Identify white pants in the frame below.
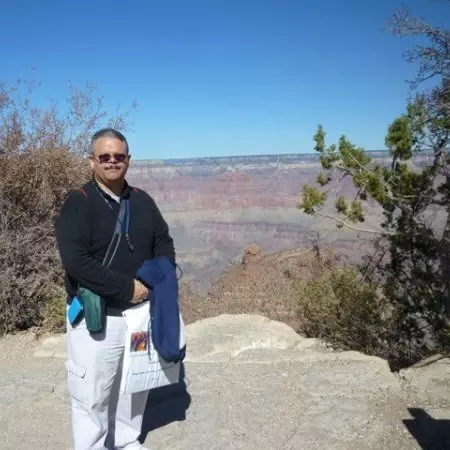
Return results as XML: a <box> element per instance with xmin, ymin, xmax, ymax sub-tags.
<box><xmin>67</xmin><ymin>313</ymin><xmax>149</xmax><ymax>450</ymax></box>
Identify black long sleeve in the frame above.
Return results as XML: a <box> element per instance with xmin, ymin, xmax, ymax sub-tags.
<box><xmin>149</xmin><ymin>197</ymin><xmax>176</xmax><ymax>262</ymax></box>
<box><xmin>55</xmin><ymin>191</ymin><xmax>134</xmax><ymax>303</ymax></box>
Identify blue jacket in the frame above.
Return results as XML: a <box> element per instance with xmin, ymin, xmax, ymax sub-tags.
<box><xmin>136</xmin><ymin>257</ymin><xmax>186</xmax><ymax>363</ymax></box>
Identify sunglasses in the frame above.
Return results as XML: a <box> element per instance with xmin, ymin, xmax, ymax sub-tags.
<box><xmin>94</xmin><ymin>153</ymin><xmax>129</xmax><ymax>164</ymax></box>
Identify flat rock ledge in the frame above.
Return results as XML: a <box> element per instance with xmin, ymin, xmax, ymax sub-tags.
<box><xmin>0</xmin><ymin>314</ymin><xmax>446</xmax><ymax>449</ymax></box>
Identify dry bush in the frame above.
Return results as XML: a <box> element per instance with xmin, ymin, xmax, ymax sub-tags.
<box><xmin>0</xmin><ymin>79</ymin><xmax>135</xmax><ymax>334</ymax></box>
<box><xmin>0</xmin><ymin>149</ymin><xmax>90</xmax><ymax>333</ymax></box>
<box><xmin>41</xmin><ymin>283</ymin><xmax>68</xmax><ymax>333</ymax></box>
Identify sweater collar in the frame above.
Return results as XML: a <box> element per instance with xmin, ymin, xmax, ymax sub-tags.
<box><xmin>90</xmin><ymin>178</ymin><xmax>132</xmax><ymax>201</ymax></box>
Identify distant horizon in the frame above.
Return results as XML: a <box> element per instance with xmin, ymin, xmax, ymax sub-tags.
<box><xmin>129</xmin><ymin>147</ymin><xmax>445</xmax><ymax>165</ymax></box>
<box><xmin>126</xmin><ymin>145</ymin><xmax>390</xmax><ymax>161</ymax></box>
<box><xmin>130</xmin><ymin>148</ymin><xmax>392</xmax><ymax>164</ymax></box>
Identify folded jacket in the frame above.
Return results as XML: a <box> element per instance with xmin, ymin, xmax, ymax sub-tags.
<box><xmin>136</xmin><ymin>256</ymin><xmax>185</xmax><ymax>363</ymax></box>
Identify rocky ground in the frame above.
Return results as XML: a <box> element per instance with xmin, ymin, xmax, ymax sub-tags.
<box><xmin>1</xmin><ymin>314</ymin><xmax>449</xmax><ymax>449</ymax></box>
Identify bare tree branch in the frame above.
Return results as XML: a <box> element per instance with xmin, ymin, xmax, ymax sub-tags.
<box><xmin>316</xmin><ymin>212</ymin><xmax>395</xmax><ymax>235</ymax></box>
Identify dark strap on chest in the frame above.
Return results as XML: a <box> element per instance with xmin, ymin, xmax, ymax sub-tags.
<box><xmin>102</xmin><ymin>199</ymin><xmax>127</xmax><ymax>268</ymax></box>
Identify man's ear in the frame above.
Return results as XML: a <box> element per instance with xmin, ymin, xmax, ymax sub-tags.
<box><xmin>89</xmin><ymin>156</ymin><xmax>95</xmax><ymax>171</ymax></box>
<box><xmin>127</xmin><ymin>154</ymin><xmax>132</xmax><ymax>165</ymax></box>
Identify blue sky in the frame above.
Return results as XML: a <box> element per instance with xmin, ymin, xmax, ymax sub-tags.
<box><xmin>1</xmin><ymin>0</ymin><xmax>448</xmax><ymax>159</ymax></box>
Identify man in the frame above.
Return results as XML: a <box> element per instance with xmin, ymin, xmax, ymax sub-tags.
<box><xmin>55</xmin><ymin>128</ymin><xmax>176</xmax><ymax>450</ymax></box>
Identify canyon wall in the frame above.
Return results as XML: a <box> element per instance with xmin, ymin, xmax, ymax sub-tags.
<box><xmin>126</xmin><ymin>152</ymin><xmax>434</xmax><ymax>293</ymax></box>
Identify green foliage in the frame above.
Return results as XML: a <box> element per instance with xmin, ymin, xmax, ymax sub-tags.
<box><xmin>385</xmin><ymin>116</ymin><xmax>413</xmax><ymax>160</ymax></box>
<box><xmin>339</xmin><ymin>135</ymin><xmax>371</xmax><ymax>169</ymax></box>
<box><xmin>335</xmin><ymin>196</ymin><xmax>347</xmax><ymax>214</ymax></box>
<box><xmin>301</xmin><ymin>124</ymin><xmax>387</xmax><ymax>223</ymax></box>
<box><xmin>297</xmin><ymin>185</ymin><xmax>327</xmax><ymax>214</ymax></box>
<box><xmin>316</xmin><ymin>172</ymin><xmax>330</xmax><ymax>186</ymax></box>
<box><xmin>313</xmin><ymin>124</ymin><xmax>325</xmax><ymax>152</ymax></box>
<box><xmin>348</xmin><ymin>200</ymin><xmax>364</xmax><ymax>223</ymax></box>
<box><xmin>313</xmin><ymin>126</ymin><xmax>340</xmax><ymax>170</ymax></box>
<box><xmin>296</xmin><ymin>267</ymin><xmax>387</xmax><ymax>355</ymax></box>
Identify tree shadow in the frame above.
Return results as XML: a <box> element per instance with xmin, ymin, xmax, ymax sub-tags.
<box><xmin>139</xmin><ymin>362</ymin><xmax>191</xmax><ymax>443</ymax></box>
<box><xmin>403</xmin><ymin>408</ymin><xmax>450</xmax><ymax>449</ymax></box>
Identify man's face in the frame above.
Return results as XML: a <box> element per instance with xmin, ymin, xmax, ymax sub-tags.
<box><xmin>89</xmin><ymin>137</ymin><xmax>130</xmax><ymax>184</ymax></box>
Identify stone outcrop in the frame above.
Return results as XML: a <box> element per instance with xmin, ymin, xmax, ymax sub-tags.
<box><xmin>242</xmin><ymin>243</ymin><xmax>263</xmax><ymax>266</ymax></box>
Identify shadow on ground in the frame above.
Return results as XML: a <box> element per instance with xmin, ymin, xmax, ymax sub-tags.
<box><xmin>139</xmin><ymin>363</ymin><xmax>191</xmax><ymax>443</ymax></box>
<box><xmin>403</xmin><ymin>408</ymin><xmax>450</xmax><ymax>449</ymax></box>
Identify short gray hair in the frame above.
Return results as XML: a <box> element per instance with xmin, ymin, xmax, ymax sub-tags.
<box><xmin>89</xmin><ymin>128</ymin><xmax>129</xmax><ymax>155</ymax></box>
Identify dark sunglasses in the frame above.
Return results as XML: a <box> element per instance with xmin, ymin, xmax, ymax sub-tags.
<box><xmin>94</xmin><ymin>153</ymin><xmax>129</xmax><ymax>164</ymax></box>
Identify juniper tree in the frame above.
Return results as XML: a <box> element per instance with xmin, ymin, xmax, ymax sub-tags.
<box><xmin>298</xmin><ymin>3</ymin><xmax>450</xmax><ymax>365</ymax></box>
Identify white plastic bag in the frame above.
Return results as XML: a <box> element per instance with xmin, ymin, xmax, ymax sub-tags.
<box><xmin>119</xmin><ymin>302</ymin><xmax>186</xmax><ymax>395</ymax></box>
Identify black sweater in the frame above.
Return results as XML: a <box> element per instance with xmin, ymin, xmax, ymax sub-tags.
<box><xmin>55</xmin><ymin>180</ymin><xmax>175</xmax><ymax>315</ymax></box>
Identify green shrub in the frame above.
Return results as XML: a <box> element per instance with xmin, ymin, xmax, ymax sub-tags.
<box><xmin>296</xmin><ymin>267</ymin><xmax>388</xmax><ymax>355</ymax></box>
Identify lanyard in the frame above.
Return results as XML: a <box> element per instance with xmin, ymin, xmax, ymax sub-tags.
<box><xmin>121</xmin><ymin>199</ymin><xmax>134</xmax><ymax>252</ymax></box>
<box><xmin>93</xmin><ymin>183</ymin><xmax>135</xmax><ymax>254</ymax></box>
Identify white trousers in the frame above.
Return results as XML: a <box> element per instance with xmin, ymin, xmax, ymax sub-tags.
<box><xmin>66</xmin><ymin>313</ymin><xmax>149</xmax><ymax>450</ymax></box>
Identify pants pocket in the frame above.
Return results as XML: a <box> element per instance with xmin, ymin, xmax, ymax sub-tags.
<box><xmin>67</xmin><ymin>359</ymin><xmax>87</xmax><ymax>403</ymax></box>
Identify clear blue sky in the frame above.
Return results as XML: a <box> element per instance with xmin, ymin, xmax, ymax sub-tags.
<box><xmin>1</xmin><ymin>0</ymin><xmax>448</xmax><ymax>159</ymax></box>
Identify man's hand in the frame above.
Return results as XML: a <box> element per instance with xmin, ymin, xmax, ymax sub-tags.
<box><xmin>131</xmin><ymin>279</ymin><xmax>149</xmax><ymax>304</ymax></box>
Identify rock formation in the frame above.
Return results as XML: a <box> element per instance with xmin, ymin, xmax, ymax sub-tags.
<box><xmin>242</xmin><ymin>243</ymin><xmax>263</xmax><ymax>266</ymax></box>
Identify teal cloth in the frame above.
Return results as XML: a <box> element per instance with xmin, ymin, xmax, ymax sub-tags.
<box><xmin>77</xmin><ymin>286</ymin><xmax>105</xmax><ymax>334</ymax></box>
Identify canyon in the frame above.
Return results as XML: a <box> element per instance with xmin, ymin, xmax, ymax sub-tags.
<box><xmin>126</xmin><ymin>152</ymin><xmax>435</xmax><ymax>294</ymax></box>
